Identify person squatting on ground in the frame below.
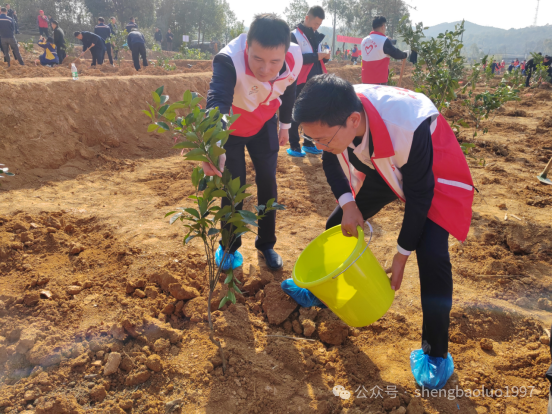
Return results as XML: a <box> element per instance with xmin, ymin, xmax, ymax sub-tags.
<box><xmin>0</xmin><ymin>6</ymin><xmax>23</xmax><ymax>66</ymax></box>
<box><xmin>361</xmin><ymin>16</ymin><xmax>409</xmax><ymax>85</ymax></box>
<box><xmin>204</xmin><ymin>13</ymin><xmax>303</xmax><ymax>271</ymax></box>
<box><xmin>287</xmin><ymin>5</ymin><xmax>330</xmax><ymax>158</ymax></box>
<box><xmin>74</xmin><ymin>30</ymin><xmax>105</xmax><ymax>67</ymax></box>
<box><xmin>94</xmin><ymin>17</ymin><xmax>113</xmax><ymax>65</ymax></box>
<box><xmin>35</xmin><ymin>36</ymin><xmax>58</xmax><ymax>66</ymax></box>
<box><xmin>127</xmin><ymin>28</ymin><xmax>147</xmax><ymax>71</ymax></box>
<box><xmin>51</xmin><ymin>20</ymin><xmax>65</xmax><ymax>64</ymax></box>
<box><xmin>166</xmin><ymin>28</ymin><xmax>173</xmax><ymax>51</ymax></box>
<box><xmin>37</xmin><ymin>10</ymin><xmax>50</xmax><ymax>37</ymax></box>
<box><xmin>291</xmin><ymin>74</ymin><xmax>474</xmax><ymax>389</ymax></box>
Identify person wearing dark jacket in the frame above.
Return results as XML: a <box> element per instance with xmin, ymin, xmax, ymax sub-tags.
<box><xmin>154</xmin><ymin>28</ymin><xmax>162</xmax><ymax>47</ymax></box>
<box><xmin>166</xmin><ymin>28</ymin><xmax>174</xmax><ymax>51</ymax></box>
<box><xmin>288</xmin><ymin>5</ymin><xmax>329</xmax><ymax>157</ymax></box>
<box><xmin>0</xmin><ymin>7</ymin><xmax>23</xmax><ymax>66</ymax></box>
<box><xmin>75</xmin><ymin>30</ymin><xmax>105</xmax><ymax>66</ymax></box>
<box><xmin>361</xmin><ymin>16</ymin><xmax>409</xmax><ymax>84</ymax></box>
<box><xmin>205</xmin><ymin>14</ymin><xmax>303</xmax><ymax>271</ymax></box>
<box><xmin>293</xmin><ymin>74</ymin><xmax>474</xmax><ymax>390</ymax></box>
<box><xmin>94</xmin><ymin>17</ymin><xmax>113</xmax><ymax>65</ymax></box>
<box><xmin>127</xmin><ymin>28</ymin><xmax>147</xmax><ymax>70</ymax></box>
<box><xmin>50</xmin><ymin>20</ymin><xmax>65</xmax><ymax>63</ymax></box>
<box><xmin>125</xmin><ymin>18</ymin><xmax>137</xmax><ymax>33</ymax></box>
<box><xmin>6</xmin><ymin>4</ymin><xmax>18</xmax><ymax>34</ymax></box>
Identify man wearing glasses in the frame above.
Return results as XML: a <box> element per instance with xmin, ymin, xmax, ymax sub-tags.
<box><xmin>292</xmin><ymin>74</ymin><xmax>473</xmax><ymax>390</ymax></box>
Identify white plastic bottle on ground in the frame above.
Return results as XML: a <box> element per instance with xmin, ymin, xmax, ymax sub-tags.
<box><xmin>71</xmin><ymin>63</ymin><xmax>78</xmax><ymax>80</ymax></box>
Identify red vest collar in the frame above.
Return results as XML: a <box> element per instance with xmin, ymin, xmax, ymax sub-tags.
<box><xmin>357</xmin><ymin>93</ymin><xmax>395</xmax><ymax>159</ymax></box>
<box><xmin>370</xmin><ymin>31</ymin><xmax>386</xmax><ymax>37</ymax></box>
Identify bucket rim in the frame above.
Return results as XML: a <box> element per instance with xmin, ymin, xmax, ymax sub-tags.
<box><xmin>292</xmin><ymin>225</ymin><xmax>367</xmax><ymax>288</ymax></box>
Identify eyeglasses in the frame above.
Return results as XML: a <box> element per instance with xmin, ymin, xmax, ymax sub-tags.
<box><xmin>306</xmin><ymin>125</ymin><xmax>342</xmax><ymax>148</ymax></box>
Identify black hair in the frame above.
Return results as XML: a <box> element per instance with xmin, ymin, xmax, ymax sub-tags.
<box><xmin>0</xmin><ymin>7</ymin><xmax>6</xmax><ymax>12</ymax></box>
<box><xmin>372</xmin><ymin>15</ymin><xmax>387</xmax><ymax>30</ymax></box>
<box><xmin>307</xmin><ymin>5</ymin><xmax>325</xmax><ymax>19</ymax></box>
<box><xmin>130</xmin><ymin>17</ymin><xmax>135</xmax><ymax>21</ymax></box>
<box><xmin>46</xmin><ymin>36</ymin><xmax>54</xmax><ymax>43</ymax></box>
<box><xmin>50</xmin><ymin>19</ymin><xmax>58</xmax><ymax>26</ymax></box>
<box><xmin>74</xmin><ymin>31</ymin><xmax>81</xmax><ymax>37</ymax></box>
<box><xmin>110</xmin><ymin>16</ymin><xmax>115</xmax><ymax>20</ymax></box>
<box><xmin>98</xmin><ymin>17</ymin><xmax>104</xmax><ymax>23</ymax></box>
<box><xmin>247</xmin><ymin>13</ymin><xmax>290</xmax><ymax>52</ymax></box>
<box><xmin>293</xmin><ymin>74</ymin><xmax>362</xmax><ymax>127</ymax></box>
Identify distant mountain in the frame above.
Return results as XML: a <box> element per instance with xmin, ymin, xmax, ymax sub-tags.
<box><xmin>423</xmin><ymin>21</ymin><xmax>552</xmax><ymax>58</ymax></box>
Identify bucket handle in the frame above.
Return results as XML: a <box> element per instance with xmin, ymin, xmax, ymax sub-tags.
<box><xmin>332</xmin><ymin>220</ymin><xmax>373</xmax><ymax>280</ymax></box>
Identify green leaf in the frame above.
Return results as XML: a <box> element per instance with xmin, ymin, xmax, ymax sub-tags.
<box><xmin>198</xmin><ymin>177</ymin><xmax>207</xmax><ymax>192</ymax></box>
<box><xmin>184</xmin><ymin>154</ymin><xmax>210</xmax><ymax>163</ymax></box>
<box><xmin>158</xmin><ymin>104</ymin><xmax>169</xmax><ymax>116</ymax></box>
<box><xmin>183</xmin><ymin>90</ymin><xmax>192</xmax><ymax>104</ymax></box>
<box><xmin>210</xmin><ymin>144</ymin><xmax>226</xmax><ymax>159</ymax></box>
<box><xmin>185</xmin><ymin>234</ymin><xmax>196</xmax><ymax>244</ymax></box>
<box><xmin>227</xmin><ymin>289</ymin><xmax>236</xmax><ymax>304</ymax></box>
<box><xmin>229</xmin><ymin>177</ymin><xmax>241</xmax><ymax>196</ymax></box>
<box><xmin>155</xmin><ymin>86</ymin><xmax>165</xmax><ymax>97</ymax></box>
<box><xmin>152</xmin><ymin>91</ymin><xmax>161</xmax><ymax>104</ymax></box>
<box><xmin>147</xmin><ymin>124</ymin><xmax>159</xmax><ymax>133</ymax></box>
<box><xmin>164</xmin><ymin>211</ymin><xmax>176</xmax><ymax>218</ymax></box>
<box><xmin>234</xmin><ymin>193</ymin><xmax>251</xmax><ymax>204</ymax></box>
<box><xmin>169</xmin><ymin>213</ymin><xmax>182</xmax><ymax>224</ymax></box>
<box><xmin>142</xmin><ymin>110</ymin><xmax>152</xmax><ymax>119</ymax></box>
<box><xmin>157</xmin><ymin>121</ymin><xmax>170</xmax><ymax>131</ymax></box>
<box><xmin>218</xmin><ymin>295</ymin><xmax>229</xmax><ymax>309</ymax></box>
<box><xmin>191</xmin><ymin>96</ymin><xmax>202</xmax><ymax>107</ymax></box>
<box><xmin>214</xmin><ymin>205</ymin><xmax>232</xmax><ymax>220</ymax></box>
<box><xmin>207</xmin><ymin>228</ymin><xmax>220</xmax><ymax>236</ymax></box>
<box><xmin>173</xmin><ymin>141</ymin><xmax>197</xmax><ymax>149</ymax></box>
<box><xmin>203</xmin><ymin>127</ymin><xmax>216</xmax><ymax>143</ymax></box>
<box><xmin>233</xmin><ymin>226</ymin><xmax>250</xmax><ymax>234</ymax></box>
<box><xmin>186</xmin><ymin>132</ymin><xmax>199</xmax><ymax>142</ymax></box>
<box><xmin>185</xmin><ymin>208</ymin><xmax>200</xmax><ymax>218</ymax></box>
<box><xmin>224</xmin><ymin>271</ymin><xmax>233</xmax><ymax>284</ymax></box>
<box><xmin>160</xmin><ymin>95</ymin><xmax>169</xmax><ymax>105</ymax></box>
<box><xmin>211</xmin><ymin>190</ymin><xmax>227</xmax><ymax>197</ymax></box>
<box><xmin>238</xmin><ymin>210</ymin><xmax>259</xmax><ymax>227</ymax></box>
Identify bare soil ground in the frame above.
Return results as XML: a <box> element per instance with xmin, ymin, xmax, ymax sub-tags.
<box><xmin>0</xmin><ymin>61</ymin><xmax>552</xmax><ymax>414</ymax></box>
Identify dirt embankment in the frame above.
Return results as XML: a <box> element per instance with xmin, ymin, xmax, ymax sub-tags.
<box><xmin>0</xmin><ymin>73</ymin><xmax>211</xmax><ymax>188</ymax></box>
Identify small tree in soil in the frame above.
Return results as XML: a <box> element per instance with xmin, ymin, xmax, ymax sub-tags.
<box><xmin>144</xmin><ymin>87</ymin><xmax>284</xmax><ymax>372</ymax></box>
<box><xmin>528</xmin><ymin>53</ymin><xmax>552</xmax><ymax>89</ymax></box>
<box><xmin>398</xmin><ymin>17</ymin><xmax>466</xmax><ymax>112</ymax></box>
<box><xmin>108</xmin><ymin>29</ymin><xmax>129</xmax><ymax>67</ymax></box>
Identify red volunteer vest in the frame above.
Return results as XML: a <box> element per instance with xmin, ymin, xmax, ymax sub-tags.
<box><xmin>338</xmin><ymin>85</ymin><xmax>474</xmax><ymax>242</ymax></box>
<box><xmin>361</xmin><ymin>32</ymin><xmax>390</xmax><ymax>84</ymax></box>
<box><xmin>218</xmin><ymin>34</ymin><xmax>303</xmax><ymax>137</ymax></box>
<box><xmin>292</xmin><ymin>27</ymin><xmax>327</xmax><ymax>85</ymax></box>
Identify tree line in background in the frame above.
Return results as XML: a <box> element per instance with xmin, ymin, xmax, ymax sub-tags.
<box><xmin>9</xmin><ymin>0</ymin><xmax>245</xmax><ymax>49</ymax></box>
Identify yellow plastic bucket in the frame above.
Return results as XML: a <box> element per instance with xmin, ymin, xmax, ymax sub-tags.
<box><xmin>292</xmin><ymin>223</ymin><xmax>394</xmax><ymax>327</ymax></box>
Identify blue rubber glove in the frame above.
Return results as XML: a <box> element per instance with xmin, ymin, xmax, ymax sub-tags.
<box><xmin>410</xmin><ymin>348</ymin><xmax>454</xmax><ymax>390</ymax></box>
<box><xmin>215</xmin><ymin>246</ymin><xmax>243</xmax><ymax>270</ymax></box>
<box><xmin>281</xmin><ymin>278</ymin><xmax>327</xmax><ymax>308</ymax></box>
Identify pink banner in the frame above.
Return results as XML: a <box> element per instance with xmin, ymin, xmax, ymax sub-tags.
<box><xmin>337</xmin><ymin>35</ymin><xmax>363</xmax><ymax>44</ymax></box>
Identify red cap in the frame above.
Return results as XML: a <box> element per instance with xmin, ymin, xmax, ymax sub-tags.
<box><xmin>39</xmin><ymin>10</ymin><xmax>44</xmax><ymax>13</ymax></box>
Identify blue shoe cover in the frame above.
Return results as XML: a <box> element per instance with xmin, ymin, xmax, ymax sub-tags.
<box><xmin>287</xmin><ymin>148</ymin><xmax>305</xmax><ymax>158</ymax></box>
<box><xmin>281</xmin><ymin>278</ymin><xmax>327</xmax><ymax>308</ymax></box>
<box><xmin>215</xmin><ymin>246</ymin><xmax>243</xmax><ymax>270</ymax></box>
<box><xmin>302</xmin><ymin>145</ymin><xmax>323</xmax><ymax>155</ymax></box>
<box><xmin>410</xmin><ymin>348</ymin><xmax>454</xmax><ymax>390</ymax></box>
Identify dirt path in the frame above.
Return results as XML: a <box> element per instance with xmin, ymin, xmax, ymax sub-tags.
<box><xmin>0</xmin><ymin>67</ymin><xmax>551</xmax><ymax>414</ymax></box>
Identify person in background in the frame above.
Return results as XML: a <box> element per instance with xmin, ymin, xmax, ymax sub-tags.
<box><xmin>521</xmin><ymin>60</ymin><xmax>526</xmax><ymax>75</ymax></box>
<box><xmin>35</xmin><ymin>35</ymin><xmax>58</xmax><ymax>66</ymax></box>
<box><xmin>166</xmin><ymin>28</ymin><xmax>173</xmax><ymax>51</ymax></box>
<box><xmin>74</xmin><ymin>30</ymin><xmax>105</xmax><ymax>67</ymax></box>
<box><xmin>127</xmin><ymin>27</ymin><xmax>147</xmax><ymax>71</ymax></box>
<box><xmin>361</xmin><ymin>16</ymin><xmax>409</xmax><ymax>84</ymax></box>
<box><xmin>94</xmin><ymin>17</ymin><xmax>113</xmax><ymax>65</ymax></box>
<box><xmin>508</xmin><ymin>61</ymin><xmax>514</xmax><ymax>73</ymax></box>
<box><xmin>525</xmin><ymin>53</ymin><xmax>542</xmax><ymax>87</ymax></box>
<box><xmin>288</xmin><ymin>5</ymin><xmax>329</xmax><ymax>158</ymax></box>
<box><xmin>154</xmin><ymin>28</ymin><xmax>162</xmax><ymax>48</ymax></box>
<box><xmin>490</xmin><ymin>60</ymin><xmax>498</xmax><ymax>74</ymax></box>
<box><xmin>205</xmin><ymin>13</ymin><xmax>303</xmax><ymax>271</ymax></box>
<box><xmin>5</xmin><ymin>4</ymin><xmax>18</xmax><ymax>34</ymax></box>
<box><xmin>50</xmin><ymin>20</ymin><xmax>65</xmax><ymax>64</ymax></box>
<box><xmin>336</xmin><ymin>47</ymin><xmax>341</xmax><ymax>59</ymax></box>
<box><xmin>37</xmin><ymin>10</ymin><xmax>50</xmax><ymax>37</ymax></box>
<box><xmin>0</xmin><ymin>6</ymin><xmax>23</xmax><ymax>66</ymax></box>
<box><xmin>125</xmin><ymin>17</ymin><xmax>137</xmax><ymax>33</ymax></box>
<box><xmin>108</xmin><ymin>17</ymin><xmax>118</xmax><ymax>61</ymax></box>
<box><xmin>350</xmin><ymin>44</ymin><xmax>359</xmax><ymax>64</ymax></box>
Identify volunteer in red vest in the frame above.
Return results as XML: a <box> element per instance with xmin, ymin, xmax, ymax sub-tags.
<box><xmin>361</xmin><ymin>16</ymin><xmax>409</xmax><ymax>84</ymax></box>
<box><xmin>350</xmin><ymin>44</ymin><xmax>360</xmax><ymax>64</ymax></box>
<box><xmin>287</xmin><ymin>5</ymin><xmax>330</xmax><ymax>158</ymax></box>
<box><xmin>204</xmin><ymin>13</ymin><xmax>303</xmax><ymax>271</ymax></box>
<box><xmin>292</xmin><ymin>74</ymin><xmax>474</xmax><ymax>390</ymax></box>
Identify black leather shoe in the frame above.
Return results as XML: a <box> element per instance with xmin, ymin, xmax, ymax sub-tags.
<box><xmin>258</xmin><ymin>249</ymin><xmax>283</xmax><ymax>270</ymax></box>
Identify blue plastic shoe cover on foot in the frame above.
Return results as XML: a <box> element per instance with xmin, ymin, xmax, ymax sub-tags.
<box><xmin>287</xmin><ymin>148</ymin><xmax>306</xmax><ymax>158</ymax></box>
<box><xmin>280</xmin><ymin>278</ymin><xmax>327</xmax><ymax>308</ymax></box>
<box><xmin>302</xmin><ymin>146</ymin><xmax>323</xmax><ymax>155</ymax></box>
<box><xmin>410</xmin><ymin>348</ymin><xmax>454</xmax><ymax>390</ymax></box>
<box><xmin>215</xmin><ymin>246</ymin><xmax>243</xmax><ymax>270</ymax></box>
